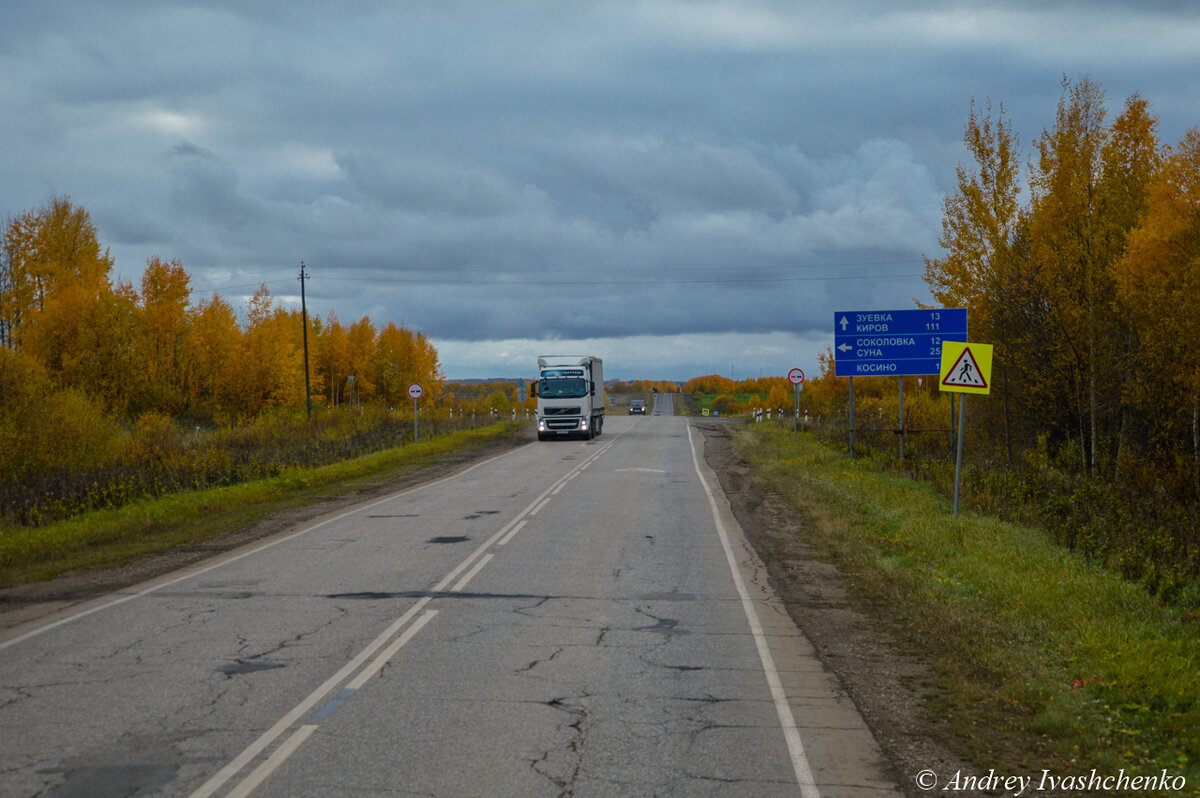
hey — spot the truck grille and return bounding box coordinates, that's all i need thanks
[544,406,581,416]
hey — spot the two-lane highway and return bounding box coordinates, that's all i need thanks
[0,414,900,797]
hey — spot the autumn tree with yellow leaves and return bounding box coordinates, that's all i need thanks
[1,197,445,426]
[923,97,1029,460]
[1116,128,1200,494]
[925,78,1182,479]
[1026,79,1160,474]
[1,197,452,524]
[858,77,1200,601]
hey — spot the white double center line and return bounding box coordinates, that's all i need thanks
[346,609,439,690]
[188,598,437,798]
[191,434,622,798]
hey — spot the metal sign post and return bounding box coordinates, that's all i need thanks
[834,308,968,459]
[848,377,855,455]
[953,395,967,515]
[408,383,424,443]
[788,368,805,443]
[794,386,801,442]
[938,341,994,516]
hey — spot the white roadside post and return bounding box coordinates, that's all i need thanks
[408,383,424,443]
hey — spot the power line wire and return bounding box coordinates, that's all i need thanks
[345,271,922,286]
[191,260,925,293]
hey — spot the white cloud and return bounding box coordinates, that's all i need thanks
[132,108,208,138]
[436,330,832,382]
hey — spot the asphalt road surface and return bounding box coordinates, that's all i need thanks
[0,410,901,797]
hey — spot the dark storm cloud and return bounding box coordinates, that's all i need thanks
[168,143,253,228]
[2,1,1199,379]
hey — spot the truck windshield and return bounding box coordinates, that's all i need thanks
[539,377,588,399]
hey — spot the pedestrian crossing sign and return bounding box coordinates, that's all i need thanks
[939,341,993,395]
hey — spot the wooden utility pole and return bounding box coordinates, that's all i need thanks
[299,262,313,420]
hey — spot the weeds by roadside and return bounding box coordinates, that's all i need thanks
[1,406,500,527]
[739,423,1199,792]
[0,421,527,587]
[802,418,1200,612]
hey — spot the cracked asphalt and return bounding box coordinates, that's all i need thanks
[0,405,901,797]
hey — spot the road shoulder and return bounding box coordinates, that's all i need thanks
[696,421,974,797]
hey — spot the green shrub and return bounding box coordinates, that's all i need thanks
[805,414,1200,610]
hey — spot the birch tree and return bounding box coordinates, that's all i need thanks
[1028,76,1112,473]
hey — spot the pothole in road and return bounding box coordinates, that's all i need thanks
[463,510,501,520]
[634,617,688,635]
[47,763,175,797]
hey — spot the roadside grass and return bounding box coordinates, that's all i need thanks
[0,421,527,588]
[738,423,1200,789]
[690,393,759,417]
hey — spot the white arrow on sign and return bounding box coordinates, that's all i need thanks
[839,316,849,331]
[837,342,852,353]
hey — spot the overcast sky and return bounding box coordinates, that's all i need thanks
[3,1,1198,382]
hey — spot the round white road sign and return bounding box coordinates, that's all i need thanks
[408,383,424,399]
[788,368,805,385]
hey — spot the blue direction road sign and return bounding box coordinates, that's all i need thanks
[834,308,968,376]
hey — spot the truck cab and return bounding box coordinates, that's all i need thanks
[535,356,605,441]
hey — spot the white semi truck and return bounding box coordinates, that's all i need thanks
[535,355,605,441]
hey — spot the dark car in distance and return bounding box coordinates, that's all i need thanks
[629,400,647,415]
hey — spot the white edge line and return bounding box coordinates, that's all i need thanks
[686,422,821,798]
